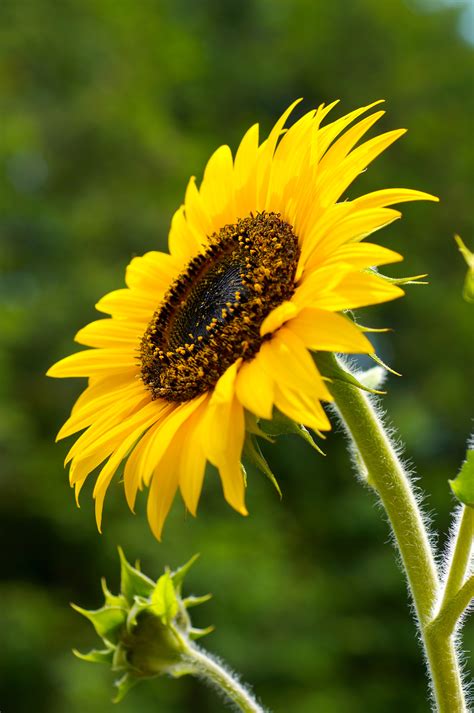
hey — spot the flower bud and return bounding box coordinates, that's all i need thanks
[72,549,212,701]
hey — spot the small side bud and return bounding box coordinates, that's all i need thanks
[72,549,212,700]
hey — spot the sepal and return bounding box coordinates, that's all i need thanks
[243,432,282,497]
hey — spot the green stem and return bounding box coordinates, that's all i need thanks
[182,643,266,713]
[325,357,467,712]
[441,506,473,609]
[429,576,474,637]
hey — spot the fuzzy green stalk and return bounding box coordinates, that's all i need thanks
[325,356,468,713]
[180,641,266,713]
[440,506,473,612]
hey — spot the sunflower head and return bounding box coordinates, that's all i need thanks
[48,99,438,539]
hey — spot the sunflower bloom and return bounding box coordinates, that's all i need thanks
[48,100,437,539]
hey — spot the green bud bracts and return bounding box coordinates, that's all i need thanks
[72,548,212,701]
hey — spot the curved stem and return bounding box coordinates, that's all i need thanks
[182,642,266,713]
[325,357,467,712]
[441,506,473,609]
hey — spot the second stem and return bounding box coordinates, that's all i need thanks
[326,358,467,712]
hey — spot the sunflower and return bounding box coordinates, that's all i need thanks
[48,99,437,539]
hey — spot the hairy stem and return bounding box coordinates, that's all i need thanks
[441,506,473,609]
[325,356,468,712]
[429,576,474,637]
[182,643,266,713]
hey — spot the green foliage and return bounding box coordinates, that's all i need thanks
[450,449,474,508]
[1,0,473,711]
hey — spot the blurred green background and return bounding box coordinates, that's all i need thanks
[1,1,473,711]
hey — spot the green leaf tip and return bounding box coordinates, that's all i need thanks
[151,571,179,625]
[449,448,474,507]
[170,553,200,591]
[118,546,154,602]
[243,433,282,498]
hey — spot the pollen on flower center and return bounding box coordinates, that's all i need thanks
[140,212,300,402]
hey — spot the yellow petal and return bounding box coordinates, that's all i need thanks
[132,396,206,488]
[95,288,156,321]
[292,263,354,309]
[75,319,141,348]
[352,187,439,211]
[216,398,247,515]
[274,382,331,432]
[318,242,403,270]
[168,205,202,264]
[259,329,332,401]
[125,250,179,292]
[318,129,407,208]
[146,436,182,541]
[235,355,274,420]
[200,144,236,228]
[313,271,405,311]
[71,400,158,465]
[234,123,259,216]
[178,398,209,516]
[317,110,386,176]
[260,300,299,336]
[93,410,159,532]
[57,380,146,440]
[47,348,138,379]
[305,208,401,269]
[287,308,374,353]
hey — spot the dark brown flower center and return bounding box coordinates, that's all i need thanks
[140,212,300,402]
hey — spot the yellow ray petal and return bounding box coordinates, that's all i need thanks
[95,288,156,321]
[183,176,214,241]
[318,129,407,208]
[287,307,374,354]
[123,403,174,511]
[178,398,210,516]
[292,263,355,309]
[93,410,160,532]
[259,329,332,401]
[235,355,274,420]
[216,398,247,515]
[70,371,133,414]
[200,144,236,228]
[74,319,142,348]
[274,382,331,433]
[314,100,385,163]
[260,300,300,336]
[312,271,405,311]
[57,379,146,440]
[146,435,182,541]
[47,348,139,379]
[317,110,385,176]
[125,250,180,292]
[234,123,259,217]
[352,187,439,211]
[70,400,157,465]
[168,205,202,264]
[132,395,206,488]
[318,242,403,270]
[256,98,303,208]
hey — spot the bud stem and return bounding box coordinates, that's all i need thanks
[181,641,266,713]
[326,356,468,713]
